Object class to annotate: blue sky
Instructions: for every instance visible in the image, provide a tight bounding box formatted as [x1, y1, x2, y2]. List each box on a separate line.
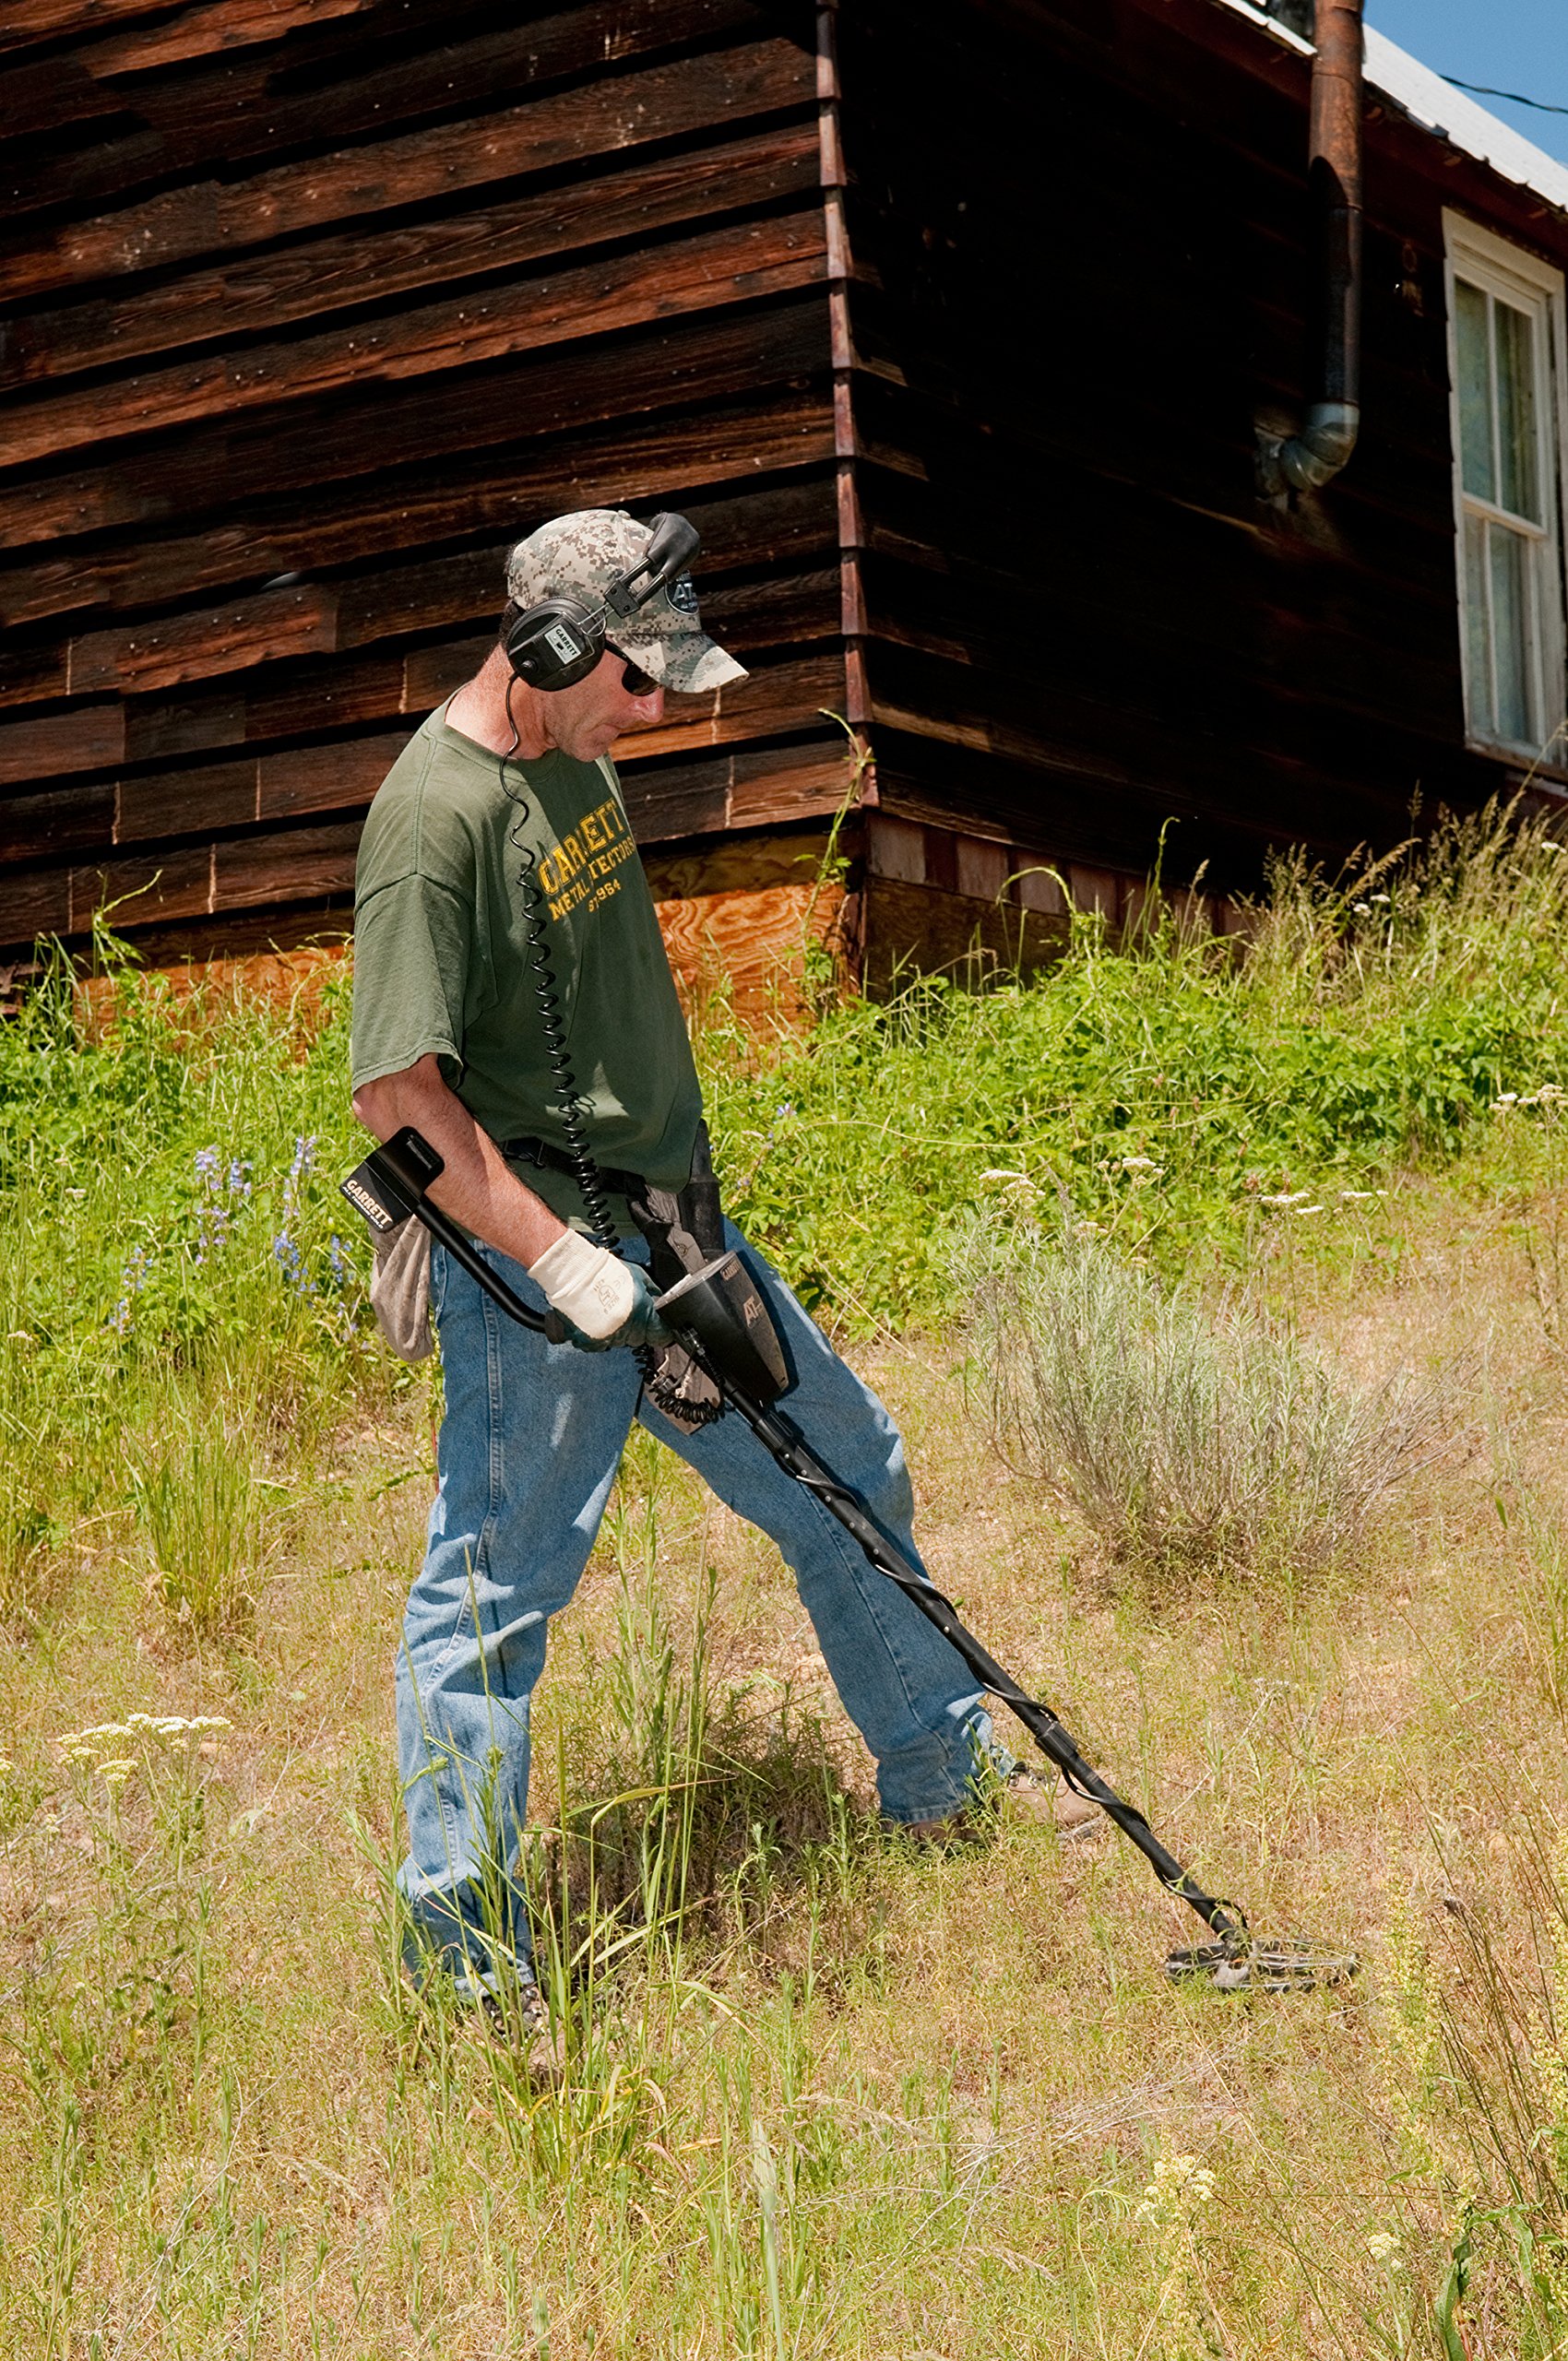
[1363, 1, 1568, 168]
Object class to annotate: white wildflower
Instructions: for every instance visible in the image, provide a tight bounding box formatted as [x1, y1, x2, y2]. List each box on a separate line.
[1138, 2151, 1216, 2219]
[1259, 1190, 1313, 1208]
[1352, 901, 1372, 916]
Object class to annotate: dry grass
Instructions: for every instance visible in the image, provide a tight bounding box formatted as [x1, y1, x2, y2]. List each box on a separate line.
[5, 1167, 1568, 2355]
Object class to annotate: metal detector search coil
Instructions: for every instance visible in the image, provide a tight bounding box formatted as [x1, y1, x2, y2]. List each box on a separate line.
[1166, 1936, 1360, 1993]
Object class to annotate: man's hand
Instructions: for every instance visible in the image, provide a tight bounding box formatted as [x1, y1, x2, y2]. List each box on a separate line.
[529, 1234, 671, 1352]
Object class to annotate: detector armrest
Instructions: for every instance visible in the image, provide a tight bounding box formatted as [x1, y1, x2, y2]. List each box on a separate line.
[339, 1126, 445, 1232]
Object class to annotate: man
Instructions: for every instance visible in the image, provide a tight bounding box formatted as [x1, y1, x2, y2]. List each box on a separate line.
[350, 510, 1065, 2038]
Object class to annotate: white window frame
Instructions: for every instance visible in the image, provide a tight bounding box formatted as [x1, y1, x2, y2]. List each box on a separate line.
[1443, 209, 1568, 760]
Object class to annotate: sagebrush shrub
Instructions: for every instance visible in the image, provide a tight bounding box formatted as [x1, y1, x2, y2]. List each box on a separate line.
[956, 1215, 1447, 1584]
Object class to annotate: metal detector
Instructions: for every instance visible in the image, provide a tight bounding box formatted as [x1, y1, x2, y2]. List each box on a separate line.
[343, 1127, 1357, 1996]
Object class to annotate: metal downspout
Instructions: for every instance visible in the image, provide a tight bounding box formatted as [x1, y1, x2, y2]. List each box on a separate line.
[1258, 0, 1364, 495]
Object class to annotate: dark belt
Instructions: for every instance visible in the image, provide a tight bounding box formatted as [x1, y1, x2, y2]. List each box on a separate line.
[500, 1133, 647, 1202]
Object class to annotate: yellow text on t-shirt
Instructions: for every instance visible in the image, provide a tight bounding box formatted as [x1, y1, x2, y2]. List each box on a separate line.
[537, 796, 638, 923]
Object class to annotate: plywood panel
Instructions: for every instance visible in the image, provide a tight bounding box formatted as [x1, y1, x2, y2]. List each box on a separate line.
[657, 876, 841, 1015]
[647, 826, 846, 1014]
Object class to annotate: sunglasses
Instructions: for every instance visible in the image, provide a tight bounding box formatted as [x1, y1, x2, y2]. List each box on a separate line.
[606, 645, 659, 696]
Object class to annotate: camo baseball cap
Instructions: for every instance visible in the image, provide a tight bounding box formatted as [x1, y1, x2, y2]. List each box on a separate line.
[505, 508, 747, 694]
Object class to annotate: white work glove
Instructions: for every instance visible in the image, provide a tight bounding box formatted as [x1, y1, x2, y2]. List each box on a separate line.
[528, 1230, 670, 1350]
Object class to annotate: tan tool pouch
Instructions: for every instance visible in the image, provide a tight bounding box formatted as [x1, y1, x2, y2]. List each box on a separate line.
[370, 1216, 434, 1361]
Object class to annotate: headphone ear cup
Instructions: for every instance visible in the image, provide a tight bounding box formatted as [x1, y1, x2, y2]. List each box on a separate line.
[506, 599, 605, 691]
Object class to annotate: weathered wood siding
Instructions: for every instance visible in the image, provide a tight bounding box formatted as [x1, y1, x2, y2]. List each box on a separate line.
[832, 0, 1568, 969]
[7, 0, 1566, 990]
[0, 0, 851, 966]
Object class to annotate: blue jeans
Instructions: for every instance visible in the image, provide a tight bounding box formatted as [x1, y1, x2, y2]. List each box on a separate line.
[397, 1226, 994, 1994]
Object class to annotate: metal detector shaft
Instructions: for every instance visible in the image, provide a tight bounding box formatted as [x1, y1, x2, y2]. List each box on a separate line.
[382, 1180, 1241, 1948]
[719, 1385, 1242, 1945]
[418, 1202, 548, 1334]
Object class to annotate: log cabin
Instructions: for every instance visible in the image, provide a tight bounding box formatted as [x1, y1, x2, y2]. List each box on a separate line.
[2, 0, 1567, 998]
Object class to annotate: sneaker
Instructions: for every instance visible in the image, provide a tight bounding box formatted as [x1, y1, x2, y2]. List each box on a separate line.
[477, 1978, 563, 2077]
[1002, 1764, 1104, 1841]
[897, 1766, 1104, 1845]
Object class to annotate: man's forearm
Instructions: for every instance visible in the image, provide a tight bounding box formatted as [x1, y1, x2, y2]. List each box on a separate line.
[351, 1055, 566, 1268]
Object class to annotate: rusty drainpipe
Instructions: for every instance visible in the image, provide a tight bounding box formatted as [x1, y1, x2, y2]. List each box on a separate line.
[1258, 0, 1364, 495]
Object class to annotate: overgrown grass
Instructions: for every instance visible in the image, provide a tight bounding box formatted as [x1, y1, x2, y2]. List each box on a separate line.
[3, 801, 1562, 1615]
[5, 800, 1568, 2355]
[0, 938, 382, 1634]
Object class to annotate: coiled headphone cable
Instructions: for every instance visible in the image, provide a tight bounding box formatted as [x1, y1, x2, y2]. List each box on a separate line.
[493, 691, 726, 1426]
[496, 686, 623, 1257]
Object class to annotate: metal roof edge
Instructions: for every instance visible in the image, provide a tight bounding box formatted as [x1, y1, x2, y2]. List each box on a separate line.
[1210, 0, 1568, 225]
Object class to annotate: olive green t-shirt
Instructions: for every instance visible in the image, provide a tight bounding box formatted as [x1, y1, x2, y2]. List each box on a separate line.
[350, 708, 702, 1232]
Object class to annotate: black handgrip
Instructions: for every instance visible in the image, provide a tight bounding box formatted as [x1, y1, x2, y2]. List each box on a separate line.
[414, 1197, 547, 1335]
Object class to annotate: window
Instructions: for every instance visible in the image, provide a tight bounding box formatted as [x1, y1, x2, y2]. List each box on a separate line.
[1443, 212, 1568, 756]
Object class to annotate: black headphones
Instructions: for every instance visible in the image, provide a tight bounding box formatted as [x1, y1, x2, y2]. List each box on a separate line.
[505, 511, 703, 692]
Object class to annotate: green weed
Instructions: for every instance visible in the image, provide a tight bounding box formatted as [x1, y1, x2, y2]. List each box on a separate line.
[128, 1394, 279, 1637]
[707, 797, 1568, 1330]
